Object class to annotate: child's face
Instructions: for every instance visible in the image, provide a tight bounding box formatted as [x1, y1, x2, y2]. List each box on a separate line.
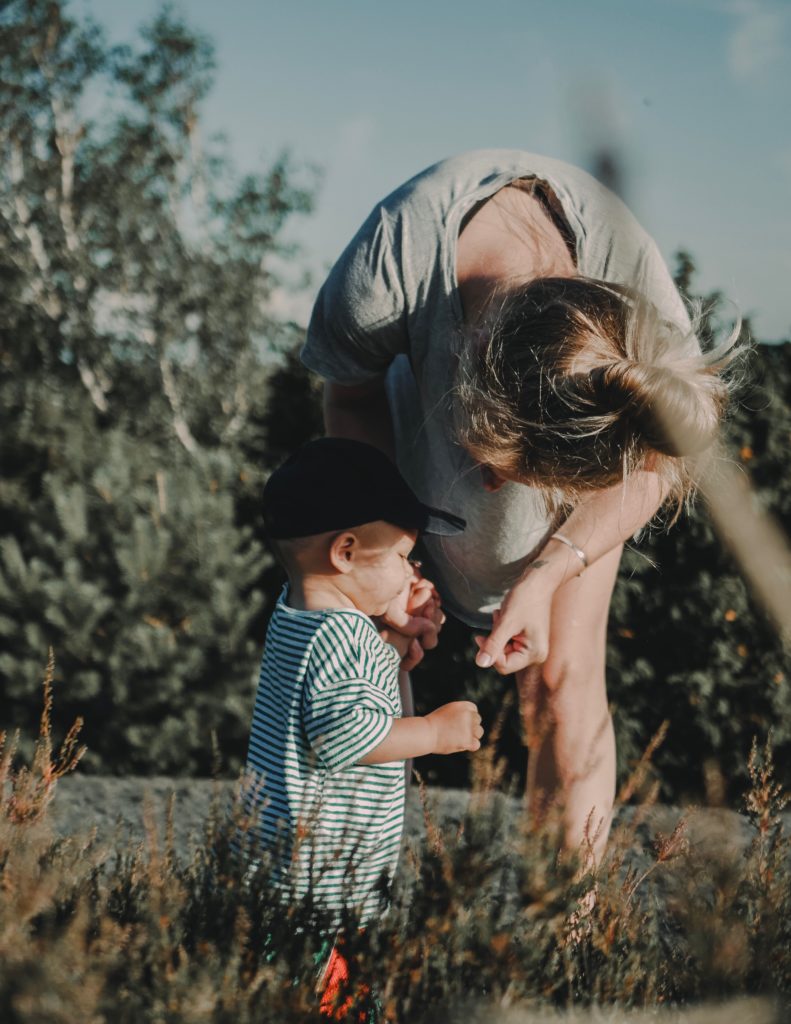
[350, 522, 418, 616]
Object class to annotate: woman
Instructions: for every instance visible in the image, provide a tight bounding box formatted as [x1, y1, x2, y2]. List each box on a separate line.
[301, 150, 732, 859]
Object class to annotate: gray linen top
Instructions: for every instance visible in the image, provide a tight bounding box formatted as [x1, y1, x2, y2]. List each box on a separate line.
[301, 150, 691, 628]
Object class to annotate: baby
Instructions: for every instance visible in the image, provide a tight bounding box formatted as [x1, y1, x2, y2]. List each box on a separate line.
[239, 437, 482, 1009]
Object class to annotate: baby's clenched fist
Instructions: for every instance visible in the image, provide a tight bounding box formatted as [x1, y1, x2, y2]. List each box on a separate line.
[426, 701, 483, 754]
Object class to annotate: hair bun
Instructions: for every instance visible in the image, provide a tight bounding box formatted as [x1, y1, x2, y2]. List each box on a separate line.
[588, 360, 720, 456]
[588, 360, 643, 411]
[454, 274, 740, 521]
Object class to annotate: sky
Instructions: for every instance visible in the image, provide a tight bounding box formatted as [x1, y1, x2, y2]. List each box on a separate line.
[85, 0, 791, 341]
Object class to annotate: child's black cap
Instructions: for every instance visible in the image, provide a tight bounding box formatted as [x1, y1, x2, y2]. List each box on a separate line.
[263, 438, 466, 539]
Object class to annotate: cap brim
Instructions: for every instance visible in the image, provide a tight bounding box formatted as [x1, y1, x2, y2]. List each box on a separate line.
[421, 507, 466, 537]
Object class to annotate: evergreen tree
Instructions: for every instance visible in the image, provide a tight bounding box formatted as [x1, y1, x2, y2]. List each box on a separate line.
[0, 0, 315, 772]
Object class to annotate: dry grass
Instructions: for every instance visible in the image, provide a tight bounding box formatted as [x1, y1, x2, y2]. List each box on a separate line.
[1, 661, 790, 1023]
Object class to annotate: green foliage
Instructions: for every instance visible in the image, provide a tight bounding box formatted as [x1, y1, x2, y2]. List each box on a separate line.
[1, 678, 790, 1021]
[0, 0, 316, 773]
[0, 389, 273, 773]
[1, 3, 789, 799]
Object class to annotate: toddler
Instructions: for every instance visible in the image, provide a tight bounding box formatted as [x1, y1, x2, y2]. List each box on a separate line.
[239, 438, 482, 1014]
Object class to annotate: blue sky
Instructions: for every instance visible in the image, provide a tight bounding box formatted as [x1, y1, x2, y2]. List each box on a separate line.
[87, 0, 790, 340]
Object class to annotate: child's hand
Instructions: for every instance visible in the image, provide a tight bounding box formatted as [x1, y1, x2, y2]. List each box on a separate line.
[379, 566, 446, 669]
[383, 571, 441, 642]
[425, 701, 483, 754]
[378, 626, 424, 670]
[403, 571, 446, 645]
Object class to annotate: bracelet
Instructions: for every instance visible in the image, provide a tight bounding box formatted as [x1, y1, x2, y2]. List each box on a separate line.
[550, 533, 588, 575]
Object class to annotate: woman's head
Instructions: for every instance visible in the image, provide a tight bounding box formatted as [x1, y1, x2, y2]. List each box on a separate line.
[454, 276, 740, 517]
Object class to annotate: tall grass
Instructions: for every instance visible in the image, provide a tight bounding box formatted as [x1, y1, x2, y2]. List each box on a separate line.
[1, 660, 789, 1022]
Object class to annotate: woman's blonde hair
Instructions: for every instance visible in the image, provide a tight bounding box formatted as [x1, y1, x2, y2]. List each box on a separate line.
[454, 276, 741, 522]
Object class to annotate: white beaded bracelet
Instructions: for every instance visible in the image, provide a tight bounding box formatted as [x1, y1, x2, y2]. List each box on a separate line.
[550, 532, 588, 575]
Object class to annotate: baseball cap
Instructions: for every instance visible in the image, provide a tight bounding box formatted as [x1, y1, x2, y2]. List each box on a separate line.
[263, 438, 466, 539]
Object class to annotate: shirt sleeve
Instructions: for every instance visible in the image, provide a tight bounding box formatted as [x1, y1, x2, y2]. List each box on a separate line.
[301, 621, 396, 773]
[300, 206, 410, 385]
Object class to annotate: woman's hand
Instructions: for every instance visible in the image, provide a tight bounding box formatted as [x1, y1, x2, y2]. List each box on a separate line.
[474, 473, 669, 675]
[473, 561, 563, 674]
[378, 567, 446, 670]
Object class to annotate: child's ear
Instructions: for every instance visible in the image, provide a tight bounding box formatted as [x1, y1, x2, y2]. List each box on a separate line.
[328, 531, 357, 574]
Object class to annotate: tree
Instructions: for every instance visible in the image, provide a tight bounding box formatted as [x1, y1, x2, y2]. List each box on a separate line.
[0, 0, 316, 772]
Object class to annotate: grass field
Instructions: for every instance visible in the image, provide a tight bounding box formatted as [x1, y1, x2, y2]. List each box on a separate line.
[2, 675, 790, 1022]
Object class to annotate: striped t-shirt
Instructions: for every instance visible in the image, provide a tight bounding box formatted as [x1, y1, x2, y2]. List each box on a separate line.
[240, 587, 405, 925]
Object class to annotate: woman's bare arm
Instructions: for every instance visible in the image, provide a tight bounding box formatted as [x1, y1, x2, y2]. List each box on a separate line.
[541, 469, 667, 587]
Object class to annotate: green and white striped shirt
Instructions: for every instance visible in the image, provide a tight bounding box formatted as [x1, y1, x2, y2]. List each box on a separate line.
[241, 587, 404, 925]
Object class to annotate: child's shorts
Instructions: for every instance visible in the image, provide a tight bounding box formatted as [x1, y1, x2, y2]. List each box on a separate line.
[262, 928, 379, 1022]
[315, 931, 378, 1023]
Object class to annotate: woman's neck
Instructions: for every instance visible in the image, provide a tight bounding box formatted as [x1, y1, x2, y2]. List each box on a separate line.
[456, 183, 577, 325]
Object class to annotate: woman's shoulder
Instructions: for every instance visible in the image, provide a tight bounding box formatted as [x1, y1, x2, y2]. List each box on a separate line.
[380, 149, 565, 214]
[375, 148, 639, 278]
[388, 149, 612, 206]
